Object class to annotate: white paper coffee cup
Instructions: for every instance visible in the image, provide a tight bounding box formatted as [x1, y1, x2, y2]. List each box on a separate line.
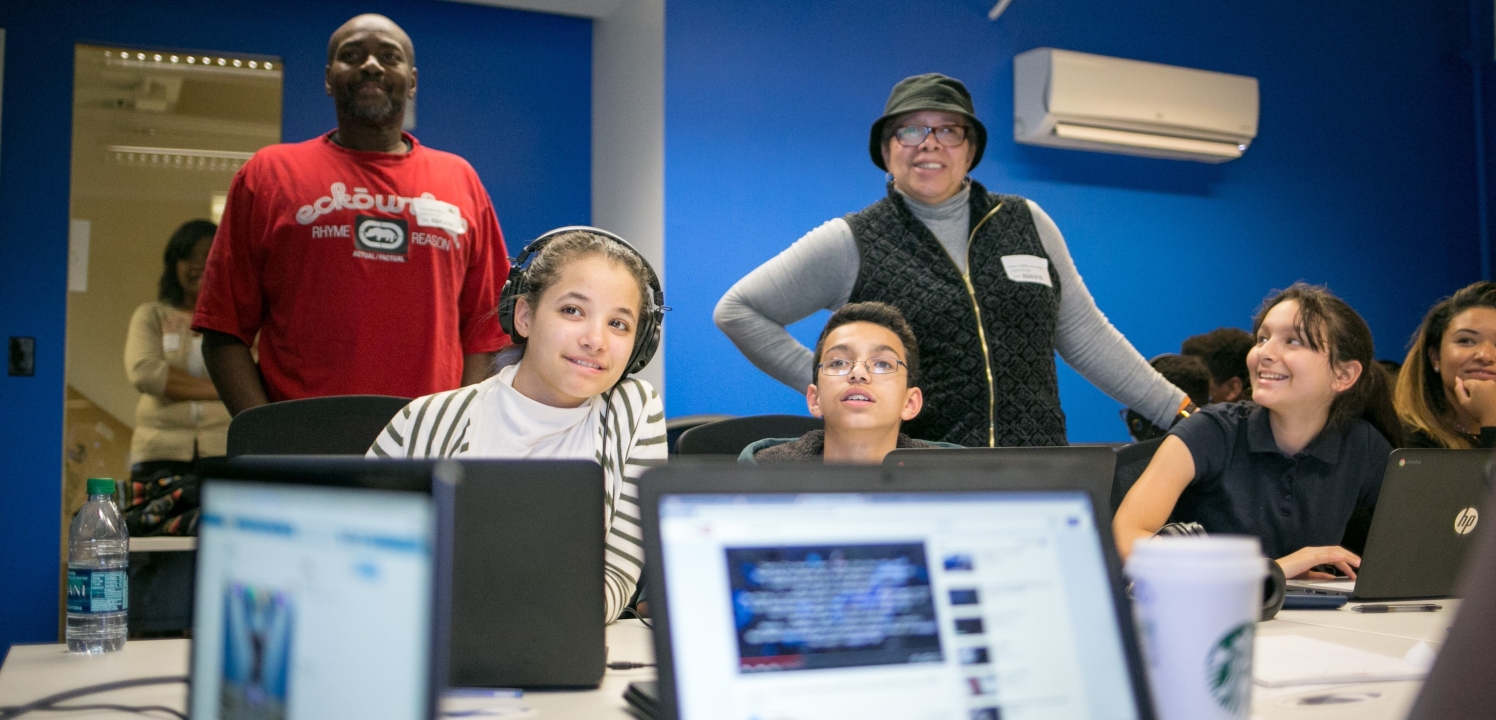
[1126, 536, 1266, 720]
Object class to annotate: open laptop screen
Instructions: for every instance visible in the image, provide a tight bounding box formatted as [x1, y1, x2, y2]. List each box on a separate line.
[190, 480, 437, 720]
[658, 491, 1140, 720]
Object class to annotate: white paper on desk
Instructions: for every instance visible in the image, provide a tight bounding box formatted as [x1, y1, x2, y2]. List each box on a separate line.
[441, 695, 536, 718]
[1253, 635, 1429, 687]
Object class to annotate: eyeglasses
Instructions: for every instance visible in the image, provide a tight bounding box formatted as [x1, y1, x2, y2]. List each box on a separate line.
[893, 124, 968, 147]
[817, 356, 908, 376]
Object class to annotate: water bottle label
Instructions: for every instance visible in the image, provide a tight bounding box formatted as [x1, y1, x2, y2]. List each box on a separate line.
[66, 568, 128, 614]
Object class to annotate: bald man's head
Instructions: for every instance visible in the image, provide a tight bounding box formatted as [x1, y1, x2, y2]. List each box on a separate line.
[327, 14, 414, 65]
[325, 13, 417, 131]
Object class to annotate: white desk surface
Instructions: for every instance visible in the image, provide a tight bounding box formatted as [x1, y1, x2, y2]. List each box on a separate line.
[0, 605, 1459, 720]
[1249, 600, 1457, 720]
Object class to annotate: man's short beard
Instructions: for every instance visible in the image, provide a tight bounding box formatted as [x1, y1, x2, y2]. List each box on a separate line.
[341, 90, 401, 124]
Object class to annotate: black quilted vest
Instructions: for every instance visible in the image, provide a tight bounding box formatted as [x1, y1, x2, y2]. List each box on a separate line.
[846, 181, 1066, 447]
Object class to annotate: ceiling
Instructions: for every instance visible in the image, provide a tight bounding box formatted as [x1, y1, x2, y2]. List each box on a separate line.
[442, 0, 628, 20]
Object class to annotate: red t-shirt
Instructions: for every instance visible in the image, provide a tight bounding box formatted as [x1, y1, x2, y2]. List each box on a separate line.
[193, 132, 510, 401]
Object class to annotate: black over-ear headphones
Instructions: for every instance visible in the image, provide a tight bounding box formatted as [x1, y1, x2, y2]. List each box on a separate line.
[498, 226, 665, 378]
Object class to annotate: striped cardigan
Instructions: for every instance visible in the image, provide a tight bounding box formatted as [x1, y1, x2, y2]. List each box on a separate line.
[367, 375, 667, 623]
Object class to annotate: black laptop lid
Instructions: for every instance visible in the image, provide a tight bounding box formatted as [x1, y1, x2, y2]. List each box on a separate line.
[191, 456, 455, 720]
[448, 460, 607, 688]
[641, 462, 1154, 720]
[1355, 449, 1492, 600]
[884, 446, 1119, 521]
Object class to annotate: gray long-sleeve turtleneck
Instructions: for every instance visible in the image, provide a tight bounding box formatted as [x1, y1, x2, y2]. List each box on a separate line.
[713, 188, 1187, 429]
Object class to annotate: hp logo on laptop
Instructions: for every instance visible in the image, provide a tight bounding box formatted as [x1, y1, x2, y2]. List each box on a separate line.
[1455, 507, 1480, 536]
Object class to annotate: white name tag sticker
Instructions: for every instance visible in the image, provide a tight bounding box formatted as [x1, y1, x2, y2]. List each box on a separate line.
[409, 196, 469, 236]
[1001, 254, 1052, 287]
[162, 333, 181, 353]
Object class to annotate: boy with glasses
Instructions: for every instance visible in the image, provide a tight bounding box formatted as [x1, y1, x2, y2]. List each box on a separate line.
[740, 302, 959, 464]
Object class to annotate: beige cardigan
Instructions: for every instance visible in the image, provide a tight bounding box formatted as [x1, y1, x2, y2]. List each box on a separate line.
[123, 301, 230, 463]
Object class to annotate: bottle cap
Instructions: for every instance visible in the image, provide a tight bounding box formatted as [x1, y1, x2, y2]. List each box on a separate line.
[86, 478, 116, 496]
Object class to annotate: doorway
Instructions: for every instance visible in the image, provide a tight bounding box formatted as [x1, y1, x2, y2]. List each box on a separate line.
[63, 43, 282, 609]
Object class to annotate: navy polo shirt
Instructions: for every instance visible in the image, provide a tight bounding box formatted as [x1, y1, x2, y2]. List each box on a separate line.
[1168, 402, 1392, 559]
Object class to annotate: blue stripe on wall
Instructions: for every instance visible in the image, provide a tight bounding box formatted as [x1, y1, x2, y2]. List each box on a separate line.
[0, 0, 590, 651]
[664, 0, 1483, 439]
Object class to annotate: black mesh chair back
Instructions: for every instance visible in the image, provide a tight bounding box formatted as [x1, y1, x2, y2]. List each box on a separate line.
[676, 414, 824, 457]
[226, 395, 411, 456]
[665, 414, 737, 454]
[1110, 437, 1165, 514]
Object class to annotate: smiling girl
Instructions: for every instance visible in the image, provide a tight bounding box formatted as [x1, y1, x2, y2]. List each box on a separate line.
[1113, 284, 1400, 580]
[368, 228, 667, 622]
[1396, 281, 1496, 449]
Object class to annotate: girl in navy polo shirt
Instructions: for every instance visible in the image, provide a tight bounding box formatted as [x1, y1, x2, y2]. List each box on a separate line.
[1114, 284, 1401, 579]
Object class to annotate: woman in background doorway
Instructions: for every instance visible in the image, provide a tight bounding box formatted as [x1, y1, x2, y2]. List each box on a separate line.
[121, 219, 229, 535]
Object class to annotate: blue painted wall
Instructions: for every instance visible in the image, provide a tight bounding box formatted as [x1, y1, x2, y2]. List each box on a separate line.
[0, 0, 590, 651]
[664, 0, 1486, 441]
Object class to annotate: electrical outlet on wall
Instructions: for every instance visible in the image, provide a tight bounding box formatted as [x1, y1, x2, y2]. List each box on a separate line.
[9, 336, 35, 376]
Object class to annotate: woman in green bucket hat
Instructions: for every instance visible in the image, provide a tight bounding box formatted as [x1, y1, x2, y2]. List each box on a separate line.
[715, 73, 1191, 447]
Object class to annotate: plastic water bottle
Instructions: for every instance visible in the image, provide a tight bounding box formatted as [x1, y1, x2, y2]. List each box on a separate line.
[67, 478, 129, 653]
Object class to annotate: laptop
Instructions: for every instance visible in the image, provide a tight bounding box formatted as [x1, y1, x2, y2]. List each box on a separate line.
[447, 460, 607, 688]
[1407, 471, 1496, 719]
[1288, 449, 1491, 601]
[884, 446, 1118, 521]
[191, 456, 455, 720]
[639, 462, 1155, 720]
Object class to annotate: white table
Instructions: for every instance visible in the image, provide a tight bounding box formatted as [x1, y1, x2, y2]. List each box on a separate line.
[1250, 600, 1457, 720]
[0, 621, 656, 719]
[0, 605, 1457, 719]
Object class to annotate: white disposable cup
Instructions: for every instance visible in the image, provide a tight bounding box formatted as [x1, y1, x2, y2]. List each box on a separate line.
[1125, 535, 1266, 720]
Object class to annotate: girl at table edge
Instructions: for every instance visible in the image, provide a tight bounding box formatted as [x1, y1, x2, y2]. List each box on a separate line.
[1396, 280, 1496, 449]
[368, 227, 667, 624]
[1113, 283, 1401, 580]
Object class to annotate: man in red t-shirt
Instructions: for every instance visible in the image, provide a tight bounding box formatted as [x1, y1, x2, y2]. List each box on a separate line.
[193, 13, 509, 414]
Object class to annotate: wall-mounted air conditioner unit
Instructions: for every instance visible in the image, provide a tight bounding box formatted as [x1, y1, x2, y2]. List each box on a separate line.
[1013, 48, 1259, 164]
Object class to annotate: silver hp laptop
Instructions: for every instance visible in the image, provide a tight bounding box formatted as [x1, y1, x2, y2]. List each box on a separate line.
[1289, 449, 1490, 601]
[191, 457, 455, 720]
[640, 462, 1154, 720]
[884, 446, 1118, 521]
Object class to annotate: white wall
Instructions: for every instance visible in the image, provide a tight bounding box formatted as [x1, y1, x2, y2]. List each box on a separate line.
[590, 0, 665, 394]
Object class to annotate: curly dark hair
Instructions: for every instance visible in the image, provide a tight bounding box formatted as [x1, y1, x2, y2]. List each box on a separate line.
[1181, 327, 1255, 392]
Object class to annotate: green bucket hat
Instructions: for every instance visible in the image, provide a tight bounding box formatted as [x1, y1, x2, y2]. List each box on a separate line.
[868, 73, 987, 172]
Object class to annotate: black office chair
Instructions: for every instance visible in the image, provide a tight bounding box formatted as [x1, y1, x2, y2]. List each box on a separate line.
[676, 414, 824, 457]
[226, 395, 412, 456]
[665, 414, 737, 454]
[1110, 436, 1165, 514]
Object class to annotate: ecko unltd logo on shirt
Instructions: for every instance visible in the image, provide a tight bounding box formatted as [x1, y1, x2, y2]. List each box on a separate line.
[355, 215, 408, 255]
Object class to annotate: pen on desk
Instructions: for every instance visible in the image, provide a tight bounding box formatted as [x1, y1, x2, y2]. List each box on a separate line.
[1351, 603, 1442, 613]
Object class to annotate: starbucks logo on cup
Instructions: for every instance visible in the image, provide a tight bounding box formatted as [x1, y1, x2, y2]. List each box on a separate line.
[1455, 507, 1479, 536]
[1206, 622, 1254, 713]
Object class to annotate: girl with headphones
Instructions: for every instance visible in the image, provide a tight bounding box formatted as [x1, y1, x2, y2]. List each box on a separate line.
[368, 227, 666, 623]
